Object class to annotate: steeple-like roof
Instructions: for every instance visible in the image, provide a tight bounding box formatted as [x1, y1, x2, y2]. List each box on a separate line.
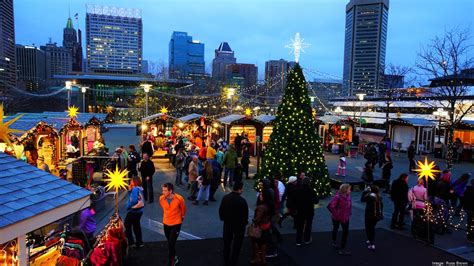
[66, 17, 74, 29]
[217, 42, 232, 52]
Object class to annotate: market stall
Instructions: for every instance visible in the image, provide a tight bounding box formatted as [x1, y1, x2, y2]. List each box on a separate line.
[218, 114, 264, 156]
[254, 114, 275, 143]
[141, 112, 177, 150]
[318, 116, 357, 153]
[453, 120, 474, 162]
[0, 152, 91, 266]
[175, 113, 219, 144]
[387, 118, 436, 154]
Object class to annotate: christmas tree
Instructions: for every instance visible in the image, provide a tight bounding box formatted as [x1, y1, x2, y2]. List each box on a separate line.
[258, 64, 330, 197]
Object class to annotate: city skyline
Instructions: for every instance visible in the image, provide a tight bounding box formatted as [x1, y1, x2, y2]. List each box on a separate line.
[14, 0, 473, 80]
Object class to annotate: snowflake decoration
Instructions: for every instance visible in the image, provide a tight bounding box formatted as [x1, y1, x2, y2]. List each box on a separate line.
[285, 32, 310, 63]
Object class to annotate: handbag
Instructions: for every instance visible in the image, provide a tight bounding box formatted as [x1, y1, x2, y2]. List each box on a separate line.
[247, 222, 262, 238]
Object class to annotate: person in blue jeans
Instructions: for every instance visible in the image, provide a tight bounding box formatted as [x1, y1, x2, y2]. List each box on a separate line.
[223, 145, 237, 188]
[125, 176, 145, 248]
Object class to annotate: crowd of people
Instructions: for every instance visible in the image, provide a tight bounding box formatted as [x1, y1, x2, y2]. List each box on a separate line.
[104, 132, 473, 266]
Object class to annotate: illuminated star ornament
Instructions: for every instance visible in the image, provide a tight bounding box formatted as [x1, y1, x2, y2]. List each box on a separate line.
[0, 104, 24, 147]
[104, 165, 130, 212]
[104, 166, 130, 192]
[245, 107, 252, 117]
[285, 32, 310, 63]
[106, 105, 114, 114]
[161, 107, 168, 114]
[415, 157, 440, 181]
[67, 106, 79, 119]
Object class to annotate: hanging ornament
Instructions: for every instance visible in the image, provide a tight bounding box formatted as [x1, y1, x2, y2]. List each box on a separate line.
[0, 104, 24, 147]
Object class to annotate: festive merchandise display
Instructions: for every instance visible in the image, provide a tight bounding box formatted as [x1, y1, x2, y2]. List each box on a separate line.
[258, 64, 331, 197]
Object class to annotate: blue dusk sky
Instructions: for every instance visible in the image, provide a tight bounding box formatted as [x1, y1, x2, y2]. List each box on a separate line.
[14, 0, 473, 80]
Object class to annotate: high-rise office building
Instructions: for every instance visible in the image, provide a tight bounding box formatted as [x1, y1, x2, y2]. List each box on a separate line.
[15, 45, 47, 91]
[224, 63, 257, 88]
[63, 17, 83, 72]
[265, 59, 296, 94]
[342, 0, 389, 97]
[41, 42, 72, 79]
[212, 42, 236, 82]
[86, 5, 142, 74]
[169, 31, 205, 79]
[0, 0, 16, 96]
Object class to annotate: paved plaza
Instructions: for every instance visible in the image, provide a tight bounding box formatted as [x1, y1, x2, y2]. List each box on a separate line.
[100, 126, 474, 265]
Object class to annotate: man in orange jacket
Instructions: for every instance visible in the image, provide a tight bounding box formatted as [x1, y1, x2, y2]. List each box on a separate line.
[160, 183, 187, 266]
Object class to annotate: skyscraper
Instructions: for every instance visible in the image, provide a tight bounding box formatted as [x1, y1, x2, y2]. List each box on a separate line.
[212, 42, 236, 82]
[41, 41, 72, 79]
[224, 63, 257, 88]
[0, 0, 16, 96]
[265, 59, 296, 95]
[342, 0, 389, 97]
[63, 17, 83, 72]
[15, 45, 47, 91]
[169, 31, 205, 79]
[86, 5, 142, 74]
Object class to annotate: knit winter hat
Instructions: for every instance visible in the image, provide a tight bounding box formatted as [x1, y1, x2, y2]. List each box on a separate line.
[288, 176, 297, 183]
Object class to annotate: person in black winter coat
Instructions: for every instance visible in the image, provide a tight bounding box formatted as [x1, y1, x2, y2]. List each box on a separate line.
[141, 137, 154, 158]
[463, 179, 474, 242]
[219, 181, 248, 266]
[257, 179, 277, 257]
[390, 173, 408, 229]
[127, 145, 141, 178]
[381, 155, 393, 193]
[361, 185, 383, 251]
[139, 153, 156, 203]
[279, 176, 298, 227]
[294, 177, 319, 246]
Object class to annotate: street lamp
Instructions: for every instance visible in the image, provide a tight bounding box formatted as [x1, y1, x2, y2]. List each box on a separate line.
[81, 87, 88, 113]
[356, 93, 366, 134]
[65, 81, 72, 107]
[141, 84, 152, 117]
[334, 106, 343, 115]
[433, 108, 448, 142]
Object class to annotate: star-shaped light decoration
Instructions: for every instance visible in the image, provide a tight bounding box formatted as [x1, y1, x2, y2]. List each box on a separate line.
[161, 107, 168, 114]
[67, 106, 79, 119]
[106, 105, 114, 114]
[414, 157, 440, 181]
[285, 32, 310, 63]
[245, 107, 252, 117]
[0, 104, 24, 147]
[104, 165, 130, 212]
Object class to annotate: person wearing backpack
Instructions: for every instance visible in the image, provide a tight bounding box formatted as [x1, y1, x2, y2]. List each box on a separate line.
[125, 176, 145, 248]
[175, 148, 187, 186]
[328, 183, 352, 255]
[361, 185, 383, 251]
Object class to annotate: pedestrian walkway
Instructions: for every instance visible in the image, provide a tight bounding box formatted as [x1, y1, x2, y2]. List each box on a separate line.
[124, 229, 468, 266]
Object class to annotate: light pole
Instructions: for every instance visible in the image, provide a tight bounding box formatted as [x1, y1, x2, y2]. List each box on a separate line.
[81, 87, 88, 113]
[433, 108, 448, 143]
[356, 93, 366, 134]
[141, 84, 152, 117]
[65, 81, 72, 107]
[334, 106, 343, 116]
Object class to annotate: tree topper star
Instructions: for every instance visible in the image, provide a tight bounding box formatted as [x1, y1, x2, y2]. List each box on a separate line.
[161, 107, 168, 114]
[415, 157, 440, 181]
[0, 104, 24, 147]
[285, 32, 310, 63]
